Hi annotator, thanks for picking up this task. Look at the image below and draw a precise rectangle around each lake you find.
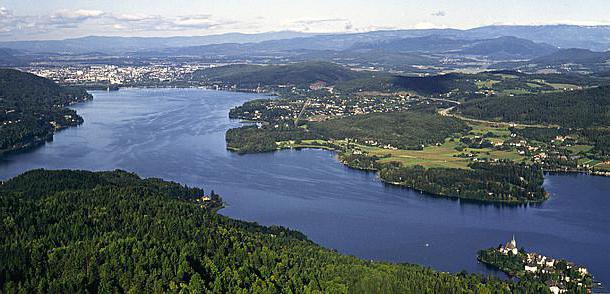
[1,88,608,289]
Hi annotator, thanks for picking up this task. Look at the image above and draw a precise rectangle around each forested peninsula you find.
[226,108,547,204]
[0,69,91,156]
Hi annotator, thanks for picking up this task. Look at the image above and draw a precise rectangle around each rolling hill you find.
[532,48,610,65]
[0,48,29,66]
[458,85,610,128]
[351,35,557,59]
[191,62,368,87]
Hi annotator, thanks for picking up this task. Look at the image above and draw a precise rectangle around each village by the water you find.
[478,236,596,293]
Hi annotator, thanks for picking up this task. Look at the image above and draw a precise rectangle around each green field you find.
[278,120,528,170]
[545,83,581,90]
[567,144,594,154]
[596,163,610,171]
[368,140,472,169]
[476,79,500,89]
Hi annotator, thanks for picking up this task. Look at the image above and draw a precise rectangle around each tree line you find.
[0,169,550,292]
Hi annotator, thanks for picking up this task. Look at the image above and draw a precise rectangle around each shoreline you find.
[228,144,552,205]
[0,96,93,159]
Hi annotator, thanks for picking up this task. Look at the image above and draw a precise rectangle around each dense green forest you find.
[226,124,317,153]
[308,111,469,149]
[477,249,525,276]
[458,86,610,128]
[377,161,546,203]
[337,150,547,203]
[191,62,368,88]
[392,73,477,95]
[0,68,91,155]
[0,169,551,293]
[226,111,469,153]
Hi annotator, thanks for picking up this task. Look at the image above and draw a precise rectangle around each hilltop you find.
[191,62,368,88]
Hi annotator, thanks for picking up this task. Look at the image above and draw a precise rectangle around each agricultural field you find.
[279,120,528,170]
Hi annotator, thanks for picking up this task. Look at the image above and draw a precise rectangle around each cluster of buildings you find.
[194,194,220,209]
[25,63,207,86]
[497,236,592,294]
[305,94,419,120]
[499,235,519,255]
[235,91,422,123]
[524,252,591,294]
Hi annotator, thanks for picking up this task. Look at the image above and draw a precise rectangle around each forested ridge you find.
[191,62,367,88]
[0,169,550,293]
[226,111,469,153]
[458,85,610,128]
[0,68,91,155]
[308,111,470,150]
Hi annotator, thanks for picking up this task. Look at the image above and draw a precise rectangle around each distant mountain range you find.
[2,24,610,75]
[531,48,610,65]
[192,62,367,87]
[351,35,558,59]
[2,25,610,56]
[465,25,610,51]
[0,31,313,55]
[0,48,29,66]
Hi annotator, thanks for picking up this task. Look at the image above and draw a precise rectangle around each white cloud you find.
[431,11,446,17]
[290,18,352,32]
[46,9,106,28]
[0,6,10,17]
[107,14,235,32]
[112,14,156,22]
[67,9,105,18]
[0,7,241,38]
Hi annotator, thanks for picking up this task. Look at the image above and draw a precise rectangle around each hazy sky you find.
[1,0,610,41]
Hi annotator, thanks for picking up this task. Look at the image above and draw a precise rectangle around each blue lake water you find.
[1,88,608,289]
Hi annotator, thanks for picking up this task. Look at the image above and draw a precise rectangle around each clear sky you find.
[1,0,610,41]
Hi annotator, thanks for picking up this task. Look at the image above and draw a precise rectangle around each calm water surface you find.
[1,88,608,288]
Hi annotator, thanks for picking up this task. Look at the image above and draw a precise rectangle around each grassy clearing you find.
[497,74,518,79]
[366,140,472,169]
[278,120,528,170]
[545,83,580,90]
[500,89,531,96]
[481,150,527,162]
[566,144,594,154]
[468,123,512,137]
[526,82,543,88]
[596,163,610,171]
[476,80,501,89]
[277,139,337,151]
[578,158,601,166]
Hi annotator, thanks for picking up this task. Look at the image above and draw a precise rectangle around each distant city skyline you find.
[1,0,610,41]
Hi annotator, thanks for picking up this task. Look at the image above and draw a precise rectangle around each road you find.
[429,97,555,128]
